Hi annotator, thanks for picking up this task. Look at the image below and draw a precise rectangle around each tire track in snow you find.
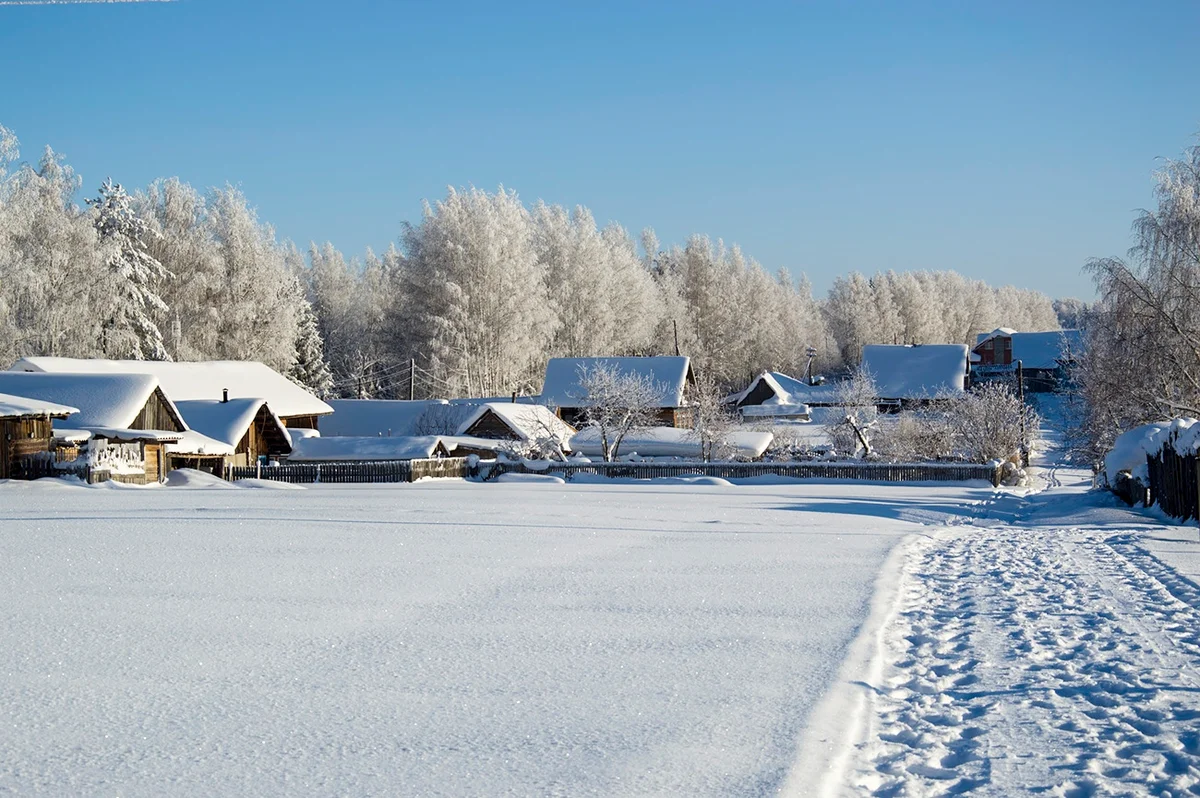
[849,526,1200,796]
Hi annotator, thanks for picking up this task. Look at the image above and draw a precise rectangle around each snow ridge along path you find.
[835,452,1200,795]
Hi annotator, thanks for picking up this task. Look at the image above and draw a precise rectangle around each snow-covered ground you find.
[5,421,1200,795]
[0,475,990,796]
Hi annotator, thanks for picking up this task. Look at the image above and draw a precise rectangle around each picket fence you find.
[484,460,1004,486]
[225,457,471,484]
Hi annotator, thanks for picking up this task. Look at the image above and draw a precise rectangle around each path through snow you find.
[835,438,1200,794]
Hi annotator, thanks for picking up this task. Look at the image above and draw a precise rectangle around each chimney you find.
[222,388,228,403]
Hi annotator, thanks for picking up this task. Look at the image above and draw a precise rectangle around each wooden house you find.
[540,356,695,428]
[0,371,203,483]
[10,357,333,431]
[174,398,292,467]
[0,392,77,479]
[971,329,1082,392]
[456,403,575,447]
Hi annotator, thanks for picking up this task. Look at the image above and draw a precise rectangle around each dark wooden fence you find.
[1144,447,1199,521]
[224,457,471,485]
[484,460,1004,486]
[14,455,147,485]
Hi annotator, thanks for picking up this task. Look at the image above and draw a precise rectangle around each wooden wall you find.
[1,417,55,479]
[462,409,521,440]
[132,388,186,432]
[282,415,321,431]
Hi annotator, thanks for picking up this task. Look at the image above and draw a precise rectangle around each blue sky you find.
[1,0,1197,299]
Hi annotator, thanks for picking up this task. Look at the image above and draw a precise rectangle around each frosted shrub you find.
[948,383,1040,462]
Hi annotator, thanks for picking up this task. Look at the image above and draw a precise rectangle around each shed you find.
[0,392,78,479]
[174,398,292,467]
[540,356,695,428]
[456,403,575,449]
[860,344,969,408]
[10,358,333,430]
[726,371,838,419]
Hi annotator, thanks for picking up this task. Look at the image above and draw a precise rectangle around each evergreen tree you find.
[87,178,171,360]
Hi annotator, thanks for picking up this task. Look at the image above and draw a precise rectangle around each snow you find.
[1104,421,1173,483]
[974,326,1017,345]
[0,475,977,796]
[174,398,288,449]
[85,427,182,443]
[8,412,1200,794]
[860,344,968,399]
[288,434,444,461]
[10,357,332,419]
[1009,329,1083,369]
[0,371,166,428]
[164,429,237,457]
[0,391,77,419]
[323,398,450,437]
[541,356,692,408]
[729,371,839,408]
[569,425,774,458]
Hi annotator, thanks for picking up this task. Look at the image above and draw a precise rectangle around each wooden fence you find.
[15,455,146,485]
[1143,447,1199,521]
[484,460,1004,486]
[224,457,471,485]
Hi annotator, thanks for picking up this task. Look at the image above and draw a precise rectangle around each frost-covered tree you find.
[574,361,665,461]
[830,366,879,458]
[398,186,555,397]
[286,270,333,397]
[87,178,171,360]
[688,372,737,461]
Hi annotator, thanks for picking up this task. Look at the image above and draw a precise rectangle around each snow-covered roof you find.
[457,402,575,443]
[439,435,520,454]
[1010,330,1082,370]
[540,357,692,408]
[10,357,332,419]
[174,398,290,450]
[569,427,773,459]
[165,430,238,457]
[0,372,166,428]
[729,371,840,407]
[323,399,453,437]
[739,403,810,418]
[288,435,445,461]
[860,345,968,399]
[975,327,1017,345]
[0,391,78,419]
[51,428,93,444]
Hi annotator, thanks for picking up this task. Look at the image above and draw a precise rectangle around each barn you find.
[457,403,575,449]
[9,358,333,431]
[0,392,78,479]
[540,356,695,428]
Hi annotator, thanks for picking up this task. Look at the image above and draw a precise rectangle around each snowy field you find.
[0,475,990,796]
[6,454,1200,795]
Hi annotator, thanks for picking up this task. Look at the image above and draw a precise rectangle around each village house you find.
[972,329,1082,392]
[859,344,969,411]
[0,372,201,483]
[9,358,333,431]
[0,392,78,480]
[726,371,844,420]
[540,356,695,428]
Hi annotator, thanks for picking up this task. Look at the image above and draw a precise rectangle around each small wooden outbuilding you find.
[174,398,292,467]
[0,392,78,479]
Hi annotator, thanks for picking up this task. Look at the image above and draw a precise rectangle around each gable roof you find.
[729,371,839,408]
[174,398,291,451]
[975,327,1017,345]
[541,356,693,408]
[0,372,172,428]
[860,344,968,400]
[1009,330,1083,369]
[0,391,78,419]
[457,402,575,443]
[10,357,332,418]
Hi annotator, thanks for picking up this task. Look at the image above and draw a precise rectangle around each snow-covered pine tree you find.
[87,178,171,360]
[286,272,334,398]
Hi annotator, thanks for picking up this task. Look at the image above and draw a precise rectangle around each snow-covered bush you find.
[829,367,879,458]
[948,382,1040,463]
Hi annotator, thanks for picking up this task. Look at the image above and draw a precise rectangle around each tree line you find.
[0,122,1069,400]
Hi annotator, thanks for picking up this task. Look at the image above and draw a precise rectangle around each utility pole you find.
[672,319,680,357]
[409,358,416,401]
[1016,359,1027,466]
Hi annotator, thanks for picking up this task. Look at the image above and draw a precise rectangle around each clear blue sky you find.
[2,0,1197,299]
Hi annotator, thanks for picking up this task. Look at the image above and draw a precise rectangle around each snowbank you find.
[1103,419,1200,485]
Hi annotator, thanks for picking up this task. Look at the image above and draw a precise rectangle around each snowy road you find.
[831,465,1200,796]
